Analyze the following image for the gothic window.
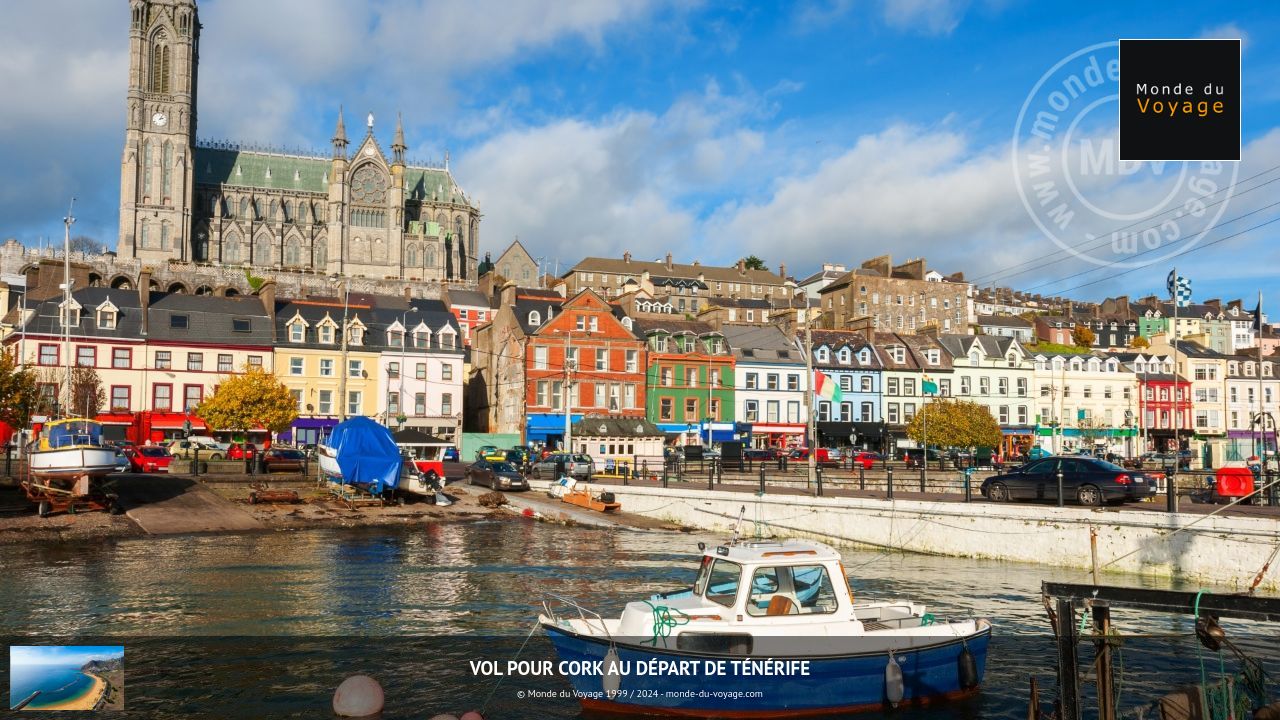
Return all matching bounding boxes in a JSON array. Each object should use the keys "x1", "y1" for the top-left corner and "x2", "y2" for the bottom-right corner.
[
  {"x1": 425, "y1": 244, "x2": 436, "y2": 268},
  {"x1": 284, "y1": 239, "x2": 301, "y2": 266},
  {"x1": 160, "y1": 221, "x2": 171, "y2": 251},
  {"x1": 239, "y1": 198, "x2": 249, "y2": 218},
  {"x1": 143, "y1": 141, "x2": 154, "y2": 200},
  {"x1": 224, "y1": 233, "x2": 241, "y2": 263},
  {"x1": 162, "y1": 141, "x2": 173, "y2": 200},
  {"x1": 405, "y1": 243, "x2": 419, "y2": 267},
  {"x1": 254, "y1": 235, "x2": 271, "y2": 265},
  {"x1": 297, "y1": 201, "x2": 308, "y2": 223},
  {"x1": 314, "y1": 237, "x2": 327, "y2": 267},
  {"x1": 269, "y1": 200, "x2": 279, "y2": 222},
  {"x1": 454, "y1": 217, "x2": 464, "y2": 243},
  {"x1": 149, "y1": 32, "x2": 171, "y2": 94},
  {"x1": 435, "y1": 212, "x2": 447, "y2": 231},
  {"x1": 194, "y1": 228, "x2": 209, "y2": 261},
  {"x1": 139, "y1": 220, "x2": 150, "y2": 250},
  {"x1": 282, "y1": 200, "x2": 292, "y2": 223},
  {"x1": 211, "y1": 195, "x2": 221, "y2": 216},
  {"x1": 350, "y1": 165, "x2": 388, "y2": 204}
]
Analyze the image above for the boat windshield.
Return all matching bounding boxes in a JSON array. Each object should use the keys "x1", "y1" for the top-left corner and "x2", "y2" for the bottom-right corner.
[
  {"x1": 46, "y1": 421, "x2": 102, "y2": 448},
  {"x1": 745, "y1": 564, "x2": 838, "y2": 616},
  {"x1": 696, "y1": 558, "x2": 742, "y2": 608}
]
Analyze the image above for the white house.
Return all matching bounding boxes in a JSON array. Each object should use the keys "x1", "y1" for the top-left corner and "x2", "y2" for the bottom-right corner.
[{"x1": 720, "y1": 325, "x2": 808, "y2": 450}]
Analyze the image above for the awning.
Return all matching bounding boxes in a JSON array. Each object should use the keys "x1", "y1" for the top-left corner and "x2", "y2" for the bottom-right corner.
[
  {"x1": 526, "y1": 413, "x2": 582, "y2": 433},
  {"x1": 392, "y1": 428, "x2": 451, "y2": 446},
  {"x1": 1001, "y1": 426, "x2": 1036, "y2": 435},
  {"x1": 95, "y1": 412, "x2": 134, "y2": 426},
  {"x1": 750, "y1": 423, "x2": 805, "y2": 435},
  {"x1": 147, "y1": 413, "x2": 209, "y2": 430},
  {"x1": 291, "y1": 418, "x2": 339, "y2": 430},
  {"x1": 657, "y1": 423, "x2": 699, "y2": 435}
]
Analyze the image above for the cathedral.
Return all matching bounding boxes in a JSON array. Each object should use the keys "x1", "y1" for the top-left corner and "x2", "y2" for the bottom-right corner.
[{"x1": 116, "y1": 0, "x2": 480, "y2": 283}]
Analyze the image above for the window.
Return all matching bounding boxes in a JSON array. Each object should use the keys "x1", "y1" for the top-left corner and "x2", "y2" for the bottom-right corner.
[
  {"x1": 348, "y1": 360, "x2": 362, "y2": 378},
  {"x1": 536, "y1": 381, "x2": 549, "y2": 407},
  {"x1": 388, "y1": 329, "x2": 404, "y2": 348},
  {"x1": 110, "y1": 386, "x2": 130, "y2": 410},
  {"x1": 887, "y1": 377, "x2": 900, "y2": 395},
  {"x1": 997, "y1": 378, "x2": 1008, "y2": 396},
  {"x1": 291, "y1": 389, "x2": 303, "y2": 413},
  {"x1": 218, "y1": 354, "x2": 234, "y2": 373},
  {"x1": 745, "y1": 564, "x2": 836, "y2": 616},
  {"x1": 940, "y1": 379, "x2": 951, "y2": 396},
  {"x1": 661, "y1": 367, "x2": 674, "y2": 387},
  {"x1": 112, "y1": 348, "x2": 130, "y2": 368},
  {"x1": 960, "y1": 377, "x2": 971, "y2": 395},
  {"x1": 442, "y1": 364, "x2": 453, "y2": 381},
  {"x1": 414, "y1": 393, "x2": 426, "y2": 415},
  {"x1": 998, "y1": 405, "x2": 1009, "y2": 424},
  {"x1": 839, "y1": 375, "x2": 852, "y2": 392},
  {"x1": 745, "y1": 373, "x2": 758, "y2": 390},
  {"x1": 660, "y1": 397, "x2": 674, "y2": 420},
  {"x1": 387, "y1": 361, "x2": 400, "y2": 378},
  {"x1": 387, "y1": 392, "x2": 400, "y2": 415},
  {"x1": 170, "y1": 314, "x2": 189, "y2": 329},
  {"x1": 710, "y1": 398, "x2": 721, "y2": 420},
  {"x1": 184, "y1": 385, "x2": 202, "y2": 411},
  {"x1": 861, "y1": 402, "x2": 874, "y2": 422},
  {"x1": 347, "y1": 391, "x2": 362, "y2": 416},
  {"x1": 1083, "y1": 386, "x2": 1093, "y2": 398},
  {"x1": 596, "y1": 348, "x2": 607, "y2": 370},
  {"x1": 1017, "y1": 406, "x2": 1029, "y2": 424},
  {"x1": 187, "y1": 352, "x2": 203, "y2": 371},
  {"x1": 788, "y1": 374, "x2": 800, "y2": 391},
  {"x1": 318, "y1": 390, "x2": 333, "y2": 415},
  {"x1": 155, "y1": 350, "x2": 171, "y2": 369},
  {"x1": 576, "y1": 315, "x2": 586, "y2": 331},
  {"x1": 978, "y1": 377, "x2": 990, "y2": 395},
  {"x1": 319, "y1": 325, "x2": 334, "y2": 344},
  {"x1": 768, "y1": 374, "x2": 780, "y2": 391},
  {"x1": 232, "y1": 318, "x2": 251, "y2": 333},
  {"x1": 624, "y1": 384, "x2": 636, "y2": 409},
  {"x1": 38, "y1": 344, "x2": 58, "y2": 366},
  {"x1": 904, "y1": 378, "x2": 916, "y2": 396},
  {"x1": 319, "y1": 358, "x2": 334, "y2": 377},
  {"x1": 76, "y1": 346, "x2": 96, "y2": 367},
  {"x1": 152, "y1": 384, "x2": 172, "y2": 411},
  {"x1": 745, "y1": 400, "x2": 759, "y2": 422},
  {"x1": 860, "y1": 376, "x2": 872, "y2": 392},
  {"x1": 887, "y1": 403, "x2": 900, "y2": 424},
  {"x1": 534, "y1": 347, "x2": 548, "y2": 370},
  {"x1": 290, "y1": 323, "x2": 306, "y2": 344},
  {"x1": 787, "y1": 401, "x2": 800, "y2": 423},
  {"x1": 685, "y1": 397, "x2": 699, "y2": 421},
  {"x1": 904, "y1": 403, "x2": 917, "y2": 421},
  {"x1": 97, "y1": 308, "x2": 117, "y2": 330},
  {"x1": 625, "y1": 350, "x2": 638, "y2": 373},
  {"x1": 686, "y1": 368, "x2": 698, "y2": 388},
  {"x1": 1017, "y1": 378, "x2": 1028, "y2": 397}
]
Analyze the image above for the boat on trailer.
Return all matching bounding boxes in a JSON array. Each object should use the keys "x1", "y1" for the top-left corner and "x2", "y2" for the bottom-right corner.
[
  {"x1": 540, "y1": 538, "x2": 990, "y2": 717},
  {"x1": 29, "y1": 419, "x2": 120, "y2": 480}
]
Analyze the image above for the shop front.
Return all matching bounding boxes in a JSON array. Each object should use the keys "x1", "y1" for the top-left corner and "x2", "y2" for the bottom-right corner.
[
  {"x1": 525, "y1": 413, "x2": 583, "y2": 449},
  {"x1": 281, "y1": 418, "x2": 338, "y2": 447},
  {"x1": 1000, "y1": 426, "x2": 1036, "y2": 459},
  {"x1": 748, "y1": 422, "x2": 806, "y2": 450},
  {"x1": 815, "y1": 421, "x2": 885, "y2": 452}
]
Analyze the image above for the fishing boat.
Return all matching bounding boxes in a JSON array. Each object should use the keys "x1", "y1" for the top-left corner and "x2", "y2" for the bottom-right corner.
[
  {"x1": 29, "y1": 419, "x2": 120, "y2": 480},
  {"x1": 539, "y1": 538, "x2": 991, "y2": 717},
  {"x1": 318, "y1": 416, "x2": 402, "y2": 500}
]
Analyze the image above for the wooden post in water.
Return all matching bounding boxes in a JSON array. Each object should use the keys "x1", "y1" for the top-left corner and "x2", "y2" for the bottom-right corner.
[
  {"x1": 1094, "y1": 603, "x2": 1115, "y2": 720},
  {"x1": 1054, "y1": 597, "x2": 1080, "y2": 720}
]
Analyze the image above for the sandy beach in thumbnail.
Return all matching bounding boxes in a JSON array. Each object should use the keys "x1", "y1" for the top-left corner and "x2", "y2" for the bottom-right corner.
[{"x1": 27, "y1": 673, "x2": 106, "y2": 711}]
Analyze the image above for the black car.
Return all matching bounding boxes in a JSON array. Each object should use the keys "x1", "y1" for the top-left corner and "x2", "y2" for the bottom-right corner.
[
  {"x1": 465, "y1": 460, "x2": 530, "y2": 491},
  {"x1": 981, "y1": 456, "x2": 1158, "y2": 506},
  {"x1": 743, "y1": 448, "x2": 779, "y2": 462}
]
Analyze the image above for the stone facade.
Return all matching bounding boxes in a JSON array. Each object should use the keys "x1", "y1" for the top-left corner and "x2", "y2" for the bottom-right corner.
[
  {"x1": 116, "y1": 0, "x2": 479, "y2": 284},
  {"x1": 818, "y1": 255, "x2": 972, "y2": 334}
]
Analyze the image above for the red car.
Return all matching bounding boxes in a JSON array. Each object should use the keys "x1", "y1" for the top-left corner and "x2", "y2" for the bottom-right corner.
[
  {"x1": 126, "y1": 445, "x2": 174, "y2": 473},
  {"x1": 227, "y1": 443, "x2": 258, "y2": 460},
  {"x1": 850, "y1": 451, "x2": 879, "y2": 470},
  {"x1": 788, "y1": 447, "x2": 843, "y2": 468}
]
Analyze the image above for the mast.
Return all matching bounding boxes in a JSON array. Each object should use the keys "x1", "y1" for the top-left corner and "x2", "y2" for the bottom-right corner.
[
  {"x1": 62, "y1": 198, "x2": 76, "y2": 418},
  {"x1": 1258, "y1": 290, "x2": 1265, "y2": 459}
]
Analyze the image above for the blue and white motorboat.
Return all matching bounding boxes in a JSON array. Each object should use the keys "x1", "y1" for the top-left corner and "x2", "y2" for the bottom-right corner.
[{"x1": 539, "y1": 538, "x2": 991, "y2": 717}]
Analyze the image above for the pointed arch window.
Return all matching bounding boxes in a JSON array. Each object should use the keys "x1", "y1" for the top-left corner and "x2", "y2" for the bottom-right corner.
[
  {"x1": 162, "y1": 141, "x2": 173, "y2": 200},
  {"x1": 224, "y1": 233, "x2": 241, "y2": 263},
  {"x1": 139, "y1": 220, "x2": 150, "y2": 250},
  {"x1": 285, "y1": 239, "x2": 301, "y2": 267},
  {"x1": 254, "y1": 235, "x2": 271, "y2": 265},
  {"x1": 149, "y1": 32, "x2": 171, "y2": 94},
  {"x1": 143, "y1": 141, "x2": 154, "y2": 200},
  {"x1": 239, "y1": 198, "x2": 249, "y2": 218},
  {"x1": 405, "y1": 243, "x2": 419, "y2": 267},
  {"x1": 314, "y1": 238, "x2": 327, "y2": 267},
  {"x1": 160, "y1": 221, "x2": 171, "y2": 251},
  {"x1": 425, "y1": 244, "x2": 436, "y2": 268}
]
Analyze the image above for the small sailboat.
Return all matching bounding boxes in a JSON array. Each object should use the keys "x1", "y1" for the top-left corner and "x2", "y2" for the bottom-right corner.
[
  {"x1": 540, "y1": 538, "x2": 991, "y2": 717},
  {"x1": 28, "y1": 419, "x2": 120, "y2": 481}
]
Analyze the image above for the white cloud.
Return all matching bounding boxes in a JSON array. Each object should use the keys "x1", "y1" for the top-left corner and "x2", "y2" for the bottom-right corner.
[
  {"x1": 882, "y1": 0, "x2": 971, "y2": 35},
  {"x1": 1199, "y1": 22, "x2": 1249, "y2": 49}
]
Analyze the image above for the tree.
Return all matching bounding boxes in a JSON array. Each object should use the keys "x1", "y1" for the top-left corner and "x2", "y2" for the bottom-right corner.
[
  {"x1": 69, "y1": 365, "x2": 105, "y2": 418},
  {"x1": 1128, "y1": 335, "x2": 1150, "y2": 349},
  {"x1": 0, "y1": 349, "x2": 39, "y2": 429},
  {"x1": 741, "y1": 255, "x2": 768, "y2": 271},
  {"x1": 69, "y1": 235, "x2": 108, "y2": 255},
  {"x1": 906, "y1": 399, "x2": 1002, "y2": 451},
  {"x1": 1071, "y1": 324, "x2": 1096, "y2": 348},
  {"x1": 194, "y1": 366, "x2": 298, "y2": 435}
]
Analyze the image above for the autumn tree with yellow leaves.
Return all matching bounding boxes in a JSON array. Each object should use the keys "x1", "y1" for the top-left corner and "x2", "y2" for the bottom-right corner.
[
  {"x1": 905, "y1": 399, "x2": 1002, "y2": 451},
  {"x1": 195, "y1": 366, "x2": 298, "y2": 435},
  {"x1": 0, "y1": 348, "x2": 39, "y2": 429}
]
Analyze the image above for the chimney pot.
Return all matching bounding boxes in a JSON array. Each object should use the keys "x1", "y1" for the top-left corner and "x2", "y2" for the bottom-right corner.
[
  {"x1": 665, "y1": 253, "x2": 673, "y2": 270},
  {"x1": 623, "y1": 251, "x2": 632, "y2": 264}
]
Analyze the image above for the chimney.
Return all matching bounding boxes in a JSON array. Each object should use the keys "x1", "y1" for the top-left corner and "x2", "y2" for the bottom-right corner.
[
  {"x1": 500, "y1": 281, "x2": 518, "y2": 308},
  {"x1": 1204, "y1": 298, "x2": 1221, "y2": 311},
  {"x1": 861, "y1": 255, "x2": 891, "y2": 278},
  {"x1": 893, "y1": 258, "x2": 926, "y2": 281},
  {"x1": 623, "y1": 251, "x2": 632, "y2": 264},
  {"x1": 136, "y1": 268, "x2": 152, "y2": 336},
  {"x1": 665, "y1": 253, "x2": 673, "y2": 270},
  {"x1": 404, "y1": 286, "x2": 412, "y2": 301},
  {"x1": 736, "y1": 259, "x2": 746, "y2": 275},
  {"x1": 778, "y1": 262, "x2": 787, "y2": 279},
  {"x1": 255, "y1": 280, "x2": 277, "y2": 342}
]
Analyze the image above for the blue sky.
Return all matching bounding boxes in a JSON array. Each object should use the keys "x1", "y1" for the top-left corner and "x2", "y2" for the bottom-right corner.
[
  {"x1": 1, "y1": 0, "x2": 1278, "y2": 306},
  {"x1": 10, "y1": 646, "x2": 124, "y2": 667}
]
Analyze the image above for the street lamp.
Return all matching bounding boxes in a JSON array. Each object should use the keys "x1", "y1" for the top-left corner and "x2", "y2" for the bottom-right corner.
[
  {"x1": 398, "y1": 307, "x2": 419, "y2": 427},
  {"x1": 330, "y1": 275, "x2": 350, "y2": 421}
]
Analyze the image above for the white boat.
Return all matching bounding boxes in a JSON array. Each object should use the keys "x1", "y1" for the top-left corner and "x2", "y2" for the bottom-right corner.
[
  {"x1": 539, "y1": 537, "x2": 991, "y2": 717},
  {"x1": 29, "y1": 419, "x2": 120, "y2": 480},
  {"x1": 317, "y1": 443, "x2": 342, "y2": 480}
]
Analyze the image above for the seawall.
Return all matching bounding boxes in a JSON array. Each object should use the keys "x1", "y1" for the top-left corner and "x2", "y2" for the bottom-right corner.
[{"x1": 530, "y1": 482, "x2": 1280, "y2": 591}]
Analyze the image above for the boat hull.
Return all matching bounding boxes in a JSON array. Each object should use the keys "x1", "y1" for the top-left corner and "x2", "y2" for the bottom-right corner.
[
  {"x1": 29, "y1": 448, "x2": 119, "y2": 479},
  {"x1": 317, "y1": 447, "x2": 342, "y2": 480},
  {"x1": 543, "y1": 624, "x2": 989, "y2": 717}
]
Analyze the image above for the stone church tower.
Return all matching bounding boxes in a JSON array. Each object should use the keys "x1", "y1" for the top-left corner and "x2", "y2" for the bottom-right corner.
[
  {"x1": 117, "y1": 0, "x2": 199, "y2": 262},
  {"x1": 116, "y1": 0, "x2": 480, "y2": 283}
]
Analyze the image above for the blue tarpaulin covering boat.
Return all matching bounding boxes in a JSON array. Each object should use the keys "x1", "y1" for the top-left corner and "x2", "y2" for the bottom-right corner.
[{"x1": 318, "y1": 417, "x2": 402, "y2": 494}]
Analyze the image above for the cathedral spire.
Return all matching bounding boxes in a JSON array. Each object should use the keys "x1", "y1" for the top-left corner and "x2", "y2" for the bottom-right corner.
[
  {"x1": 332, "y1": 106, "x2": 348, "y2": 159},
  {"x1": 392, "y1": 113, "x2": 406, "y2": 165}
]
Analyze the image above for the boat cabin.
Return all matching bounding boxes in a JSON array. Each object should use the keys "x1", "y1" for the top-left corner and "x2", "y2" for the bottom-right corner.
[{"x1": 38, "y1": 419, "x2": 104, "y2": 450}]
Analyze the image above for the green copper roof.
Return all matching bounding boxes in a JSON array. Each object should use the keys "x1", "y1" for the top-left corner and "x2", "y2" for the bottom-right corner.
[
  {"x1": 402, "y1": 166, "x2": 461, "y2": 203},
  {"x1": 195, "y1": 147, "x2": 330, "y2": 194}
]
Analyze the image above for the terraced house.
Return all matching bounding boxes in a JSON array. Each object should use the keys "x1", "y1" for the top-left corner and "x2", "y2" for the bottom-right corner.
[
  {"x1": 938, "y1": 335, "x2": 1035, "y2": 458},
  {"x1": 1031, "y1": 352, "x2": 1137, "y2": 457},
  {"x1": 873, "y1": 332, "x2": 951, "y2": 456},
  {"x1": 372, "y1": 300, "x2": 463, "y2": 442},
  {"x1": 808, "y1": 330, "x2": 882, "y2": 448},
  {"x1": 640, "y1": 319, "x2": 736, "y2": 445},
  {"x1": 720, "y1": 325, "x2": 807, "y2": 450}
]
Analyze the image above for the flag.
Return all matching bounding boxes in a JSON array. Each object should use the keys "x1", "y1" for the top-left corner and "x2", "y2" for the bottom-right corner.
[
  {"x1": 1166, "y1": 270, "x2": 1192, "y2": 308},
  {"x1": 814, "y1": 372, "x2": 843, "y2": 404},
  {"x1": 922, "y1": 376, "x2": 938, "y2": 395},
  {"x1": 1253, "y1": 293, "x2": 1263, "y2": 333}
]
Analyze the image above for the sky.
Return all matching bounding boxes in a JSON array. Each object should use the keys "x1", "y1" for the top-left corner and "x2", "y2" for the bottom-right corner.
[
  {"x1": 1, "y1": 0, "x2": 1278, "y2": 306},
  {"x1": 10, "y1": 646, "x2": 124, "y2": 667}
]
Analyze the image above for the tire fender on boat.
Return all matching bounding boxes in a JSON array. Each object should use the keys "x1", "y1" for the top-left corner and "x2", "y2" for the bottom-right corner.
[
  {"x1": 958, "y1": 644, "x2": 979, "y2": 689},
  {"x1": 884, "y1": 654, "x2": 904, "y2": 707}
]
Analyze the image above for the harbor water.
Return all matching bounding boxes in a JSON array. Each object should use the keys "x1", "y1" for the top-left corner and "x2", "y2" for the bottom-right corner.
[{"x1": 1, "y1": 519, "x2": 1276, "y2": 718}]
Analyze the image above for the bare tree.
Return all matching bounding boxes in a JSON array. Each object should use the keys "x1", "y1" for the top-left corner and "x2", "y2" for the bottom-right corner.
[{"x1": 69, "y1": 235, "x2": 108, "y2": 255}]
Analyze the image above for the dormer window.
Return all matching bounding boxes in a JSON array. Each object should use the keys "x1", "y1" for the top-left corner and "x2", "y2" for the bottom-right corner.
[
  {"x1": 528, "y1": 311, "x2": 541, "y2": 326},
  {"x1": 439, "y1": 330, "x2": 456, "y2": 350},
  {"x1": 348, "y1": 326, "x2": 364, "y2": 346},
  {"x1": 319, "y1": 324, "x2": 334, "y2": 344},
  {"x1": 969, "y1": 351, "x2": 980, "y2": 365},
  {"x1": 838, "y1": 348, "x2": 851, "y2": 364},
  {"x1": 860, "y1": 349, "x2": 871, "y2": 363},
  {"x1": 413, "y1": 330, "x2": 430, "y2": 349},
  {"x1": 926, "y1": 350, "x2": 939, "y2": 365},
  {"x1": 170, "y1": 314, "x2": 188, "y2": 330},
  {"x1": 388, "y1": 327, "x2": 405, "y2": 348},
  {"x1": 890, "y1": 346, "x2": 905, "y2": 363},
  {"x1": 622, "y1": 317, "x2": 633, "y2": 330},
  {"x1": 816, "y1": 347, "x2": 830, "y2": 363},
  {"x1": 289, "y1": 322, "x2": 305, "y2": 343},
  {"x1": 97, "y1": 308, "x2": 117, "y2": 330}
]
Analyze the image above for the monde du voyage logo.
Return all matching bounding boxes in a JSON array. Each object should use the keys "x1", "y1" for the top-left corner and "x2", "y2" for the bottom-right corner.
[{"x1": 1120, "y1": 38, "x2": 1241, "y2": 162}]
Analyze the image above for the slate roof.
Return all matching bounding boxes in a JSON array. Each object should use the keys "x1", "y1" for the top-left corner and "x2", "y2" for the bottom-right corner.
[
  {"x1": 571, "y1": 415, "x2": 665, "y2": 438},
  {"x1": 632, "y1": 318, "x2": 720, "y2": 337},
  {"x1": 22, "y1": 288, "x2": 145, "y2": 340},
  {"x1": 808, "y1": 330, "x2": 882, "y2": 369},
  {"x1": 1169, "y1": 340, "x2": 1229, "y2": 359},
  {"x1": 976, "y1": 314, "x2": 1034, "y2": 329},
  {"x1": 871, "y1": 332, "x2": 953, "y2": 371},
  {"x1": 510, "y1": 288, "x2": 565, "y2": 335},
  {"x1": 720, "y1": 325, "x2": 802, "y2": 365},
  {"x1": 196, "y1": 148, "x2": 330, "y2": 194},
  {"x1": 566, "y1": 257, "x2": 788, "y2": 286},
  {"x1": 444, "y1": 288, "x2": 491, "y2": 309},
  {"x1": 276, "y1": 295, "x2": 461, "y2": 353},
  {"x1": 703, "y1": 296, "x2": 773, "y2": 309},
  {"x1": 147, "y1": 293, "x2": 273, "y2": 346},
  {"x1": 937, "y1": 333, "x2": 1025, "y2": 360}
]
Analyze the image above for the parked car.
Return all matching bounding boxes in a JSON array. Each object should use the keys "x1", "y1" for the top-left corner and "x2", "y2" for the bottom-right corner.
[
  {"x1": 531, "y1": 453, "x2": 595, "y2": 480},
  {"x1": 260, "y1": 448, "x2": 306, "y2": 473},
  {"x1": 980, "y1": 456, "x2": 1159, "y2": 506},
  {"x1": 187, "y1": 435, "x2": 229, "y2": 453},
  {"x1": 443, "y1": 447, "x2": 460, "y2": 462},
  {"x1": 125, "y1": 445, "x2": 174, "y2": 473},
  {"x1": 226, "y1": 443, "x2": 260, "y2": 461},
  {"x1": 742, "y1": 448, "x2": 779, "y2": 462},
  {"x1": 902, "y1": 448, "x2": 942, "y2": 468},
  {"x1": 465, "y1": 460, "x2": 530, "y2": 491},
  {"x1": 166, "y1": 439, "x2": 226, "y2": 461},
  {"x1": 505, "y1": 448, "x2": 532, "y2": 469},
  {"x1": 112, "y1": 448, "x2": 130, "y2": 473},
  {"x1": 476, "y1": 445, "x2": 506, "y2": 462},
  {"x1": 787, "y1": 447, "x2": 842, "y2": 467},
  {"x1": 850, "y1": 451, "x2": 879, "y2": 470},
  {"x1": 1026, "y1": 446, "x2": 1052, "y2": 461}
]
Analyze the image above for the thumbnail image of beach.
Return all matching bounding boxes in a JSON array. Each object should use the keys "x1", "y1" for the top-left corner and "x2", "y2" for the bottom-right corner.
[{"x1": 9, "y1": 646, "x2": 124, "y2": 711}]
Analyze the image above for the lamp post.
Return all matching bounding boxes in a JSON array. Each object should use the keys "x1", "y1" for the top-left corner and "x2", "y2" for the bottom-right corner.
[
  {"x1": 797, "y1": 291, "x2": 816, "y2": 489},
  {"x1": 331, "y1": 276, "x2": 350, "y2": 421},
  {"x1": 398, "y1": 307, "x2": 418, "y2": 427}
]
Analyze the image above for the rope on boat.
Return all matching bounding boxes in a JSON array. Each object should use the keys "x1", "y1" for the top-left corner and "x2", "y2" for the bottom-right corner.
[
  {"x1": 479, "y1": 619, "x2": 541, "y2": 714},
  {"x1": 641, "y1": 601, "x2": 690, "y2": 646}
]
